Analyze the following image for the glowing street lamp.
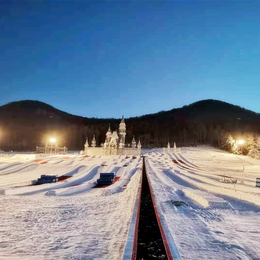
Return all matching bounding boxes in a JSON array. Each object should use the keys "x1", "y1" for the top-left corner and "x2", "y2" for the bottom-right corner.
[
  {"x1": 50, "y1": 138, "x2": 56, "y2": 143},
  {"x1": 237, "y1": 139, "x2": 245, "y2": 154},
  {"x1": 238, "y1": 140, "x2": 244, "y2": 145},
  {"x1": 49, "y1": 138, "x2": 56, "y2": 153}
]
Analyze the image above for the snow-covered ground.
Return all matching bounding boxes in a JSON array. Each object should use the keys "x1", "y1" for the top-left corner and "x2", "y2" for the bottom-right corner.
[
  {"x1": 0, "y1": 154, "x2": 142, "y2": 259},
  {"x1": 146, "y1": 146, "x2": 260, "y2": 259},
  {"x1": 1, "y1": 148, "x2": 260, "y2": 259}
]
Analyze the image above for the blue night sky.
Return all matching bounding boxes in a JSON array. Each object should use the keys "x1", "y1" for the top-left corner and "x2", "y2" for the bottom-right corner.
[{"x1": 1, "y1": 1, "x2": 260, "y2": 118}]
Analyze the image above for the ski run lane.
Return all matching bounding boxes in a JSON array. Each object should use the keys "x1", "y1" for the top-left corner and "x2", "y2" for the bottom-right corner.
[{"x1": 145, "y1": 148, "x2": 260, "y2": 260}]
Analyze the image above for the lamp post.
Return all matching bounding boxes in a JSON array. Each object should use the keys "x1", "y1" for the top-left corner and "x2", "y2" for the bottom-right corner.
[{"x1": 50, "y1": 138, "x2": 56, "y2": 153}]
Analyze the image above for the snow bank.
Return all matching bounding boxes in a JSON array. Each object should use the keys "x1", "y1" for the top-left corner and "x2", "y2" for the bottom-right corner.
[{"x1": 183, "y1": 188, "x2": 209, "y2": 207}]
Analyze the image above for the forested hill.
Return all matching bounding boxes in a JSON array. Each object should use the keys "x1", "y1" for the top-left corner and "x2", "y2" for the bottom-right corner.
[
  {"x1": 0, "y1": 100, "x2": 87, "y2": 124},
  {"x1": 135, "y1": 99, "x2": 260, "y2": 124},
  {"x1": 0, "y1": 99, "x2": 259, "y2": 151}
]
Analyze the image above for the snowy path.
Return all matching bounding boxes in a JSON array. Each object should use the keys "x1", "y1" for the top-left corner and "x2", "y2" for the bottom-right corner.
[{"x1": 146, "y1": 148, "x2": 260, "y2": 260}]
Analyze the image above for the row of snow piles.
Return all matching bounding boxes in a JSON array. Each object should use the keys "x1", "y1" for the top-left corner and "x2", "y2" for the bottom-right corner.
[
  {"x1": 168, "y1": 153, "x2": 199, "y2": 171},
  {"x1": 0, "y1": 163, "x2": 23, "y2": 174},
  {"x1": 1, "y1": 155, "x2": 94, "y2": 193},
  {"x1": 44, "y1": 155, "x2": 140, "y2": 196},
  {"x1": 175, "y1": 161, "x2": 260, "y2": 194},
  {"x1": 146, "y1": 153, "x2": 228, "y2": 210},
  {"x1": 142, "y1": 151, "x2": 260, "y2": 259},
  {"x1": 168, "y1": 152, "x2": 260, "y2": 190},
  {"x1": 156, "y1": 152, "x2": 260, "y2": 207},
  {"x1": 174, "y1": 168, "x2": 260, "y2": 207},
  {"x1": 1, "y1": 154, "x2": 141, "y2": 197},
  {"x1": 0, "y1": 153, "x2": 37, "y2": 162}
]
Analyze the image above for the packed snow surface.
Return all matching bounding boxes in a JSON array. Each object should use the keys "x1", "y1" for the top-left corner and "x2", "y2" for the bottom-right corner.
[
  {"x1": 146, "y1": 147, "x2": 260, "y2": 260},
  {"x1": 0, "y1": 154, "x2": 142, "y2": 259},
  {"x1": 1, "y1": 148, "x2": 260, "y2": 259}
]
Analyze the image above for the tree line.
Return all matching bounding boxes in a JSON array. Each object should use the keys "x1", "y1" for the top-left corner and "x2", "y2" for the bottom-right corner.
[{"x1": 0, "y1": 100, "x2": 260, "y2": 158}]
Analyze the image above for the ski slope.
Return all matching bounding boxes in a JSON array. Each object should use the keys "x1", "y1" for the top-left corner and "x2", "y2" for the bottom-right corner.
[
  {"x1": 1, "y1": 148, "x2": 260, "y2": 259},
  {"x1": 146, "y1": 147, "x2": 260, "y2": 259},
  {"x1": 0, "y1": 153, "x2": 142, "y2": 260}
]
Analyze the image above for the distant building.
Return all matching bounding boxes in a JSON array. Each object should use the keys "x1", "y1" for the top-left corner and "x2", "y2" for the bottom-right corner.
[
  {"x1": 36, "y1": 145, "x2": 68, "y2": 154},
  {"x1": 84, "y1": 117, "x2": 141, "y2": 155}
]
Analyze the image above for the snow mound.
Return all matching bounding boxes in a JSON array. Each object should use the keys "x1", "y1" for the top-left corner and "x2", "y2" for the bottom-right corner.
[
  {"x1": 183, "y1": 188, "x2": 232, "y2": 209},
  {"x1": 183, "y1": 188, "x2": 209, "y2": 207}
]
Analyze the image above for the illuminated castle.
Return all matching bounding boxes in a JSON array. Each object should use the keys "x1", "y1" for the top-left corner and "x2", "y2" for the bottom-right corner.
[{"x1": 84, "y1": 117, "x2": 141, "y2": 155}]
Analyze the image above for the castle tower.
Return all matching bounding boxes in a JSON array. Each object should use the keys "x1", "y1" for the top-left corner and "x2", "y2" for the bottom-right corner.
[
  {"x1": 91, "y1": 135, "x2": 96, "y2": 147},
  {"x1": 84, "y1": 137, "x2": 89, "y2": 149},
  {"x1": 137, "y1": 140, "x2": 142, "y2": 150},
  {"x1": 119, "y1": 138, "x2": 123, "y2": 149},
  {"x1": 131, "y1": 135, "x2": 136, "y2": 148},
  {"x1": 105, "y1": 124, "x2": 112, "y2": 145},
  {"x1": 106, "y1": 124, "x2": 112, "y2": 138},
  {"x1": 103, "y1": 137, "x2": 108, "y2": 148},
  {"x1": 167, "y1": 142, "x2": 170, "y2": 153},
  {"x1": 119, "y1": 116, "x2": 126, "y2": 147}
]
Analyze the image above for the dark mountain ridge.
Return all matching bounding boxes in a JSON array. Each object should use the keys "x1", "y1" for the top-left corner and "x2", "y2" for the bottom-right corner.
[
  {"x1": 0, "y1": 100, "x2": 74, "y2": 117},
  {"x1": 0, "y1": 100, "x2": 86, "y2": 125},
  {"x1": 0, "y1": 99, "x2": 259, "y2": 150},
  {"x1": 137, "y1": 99, "x2": 259, "y2": 120}
]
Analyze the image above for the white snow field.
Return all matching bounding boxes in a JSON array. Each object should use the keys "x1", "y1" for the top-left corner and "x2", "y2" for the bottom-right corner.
[
  {"x1": 0, "y1": 153, "x2": 142, "y2": 259},
  {"x1": 1, "y1": 148, "x2": 260, "y2": 259},
  {"x1": 145, "y1": 147, "x2": 260, "y2": 260}
]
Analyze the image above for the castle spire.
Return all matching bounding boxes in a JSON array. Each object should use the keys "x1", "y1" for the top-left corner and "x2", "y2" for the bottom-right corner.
[
  {"x1": 91, "y1": 135, "x2": 96, "y2": 147},
  {"x1": 137, "y1": 139, "x2": 142, "y2": 150},
  {"x1": 167, "y1": 142, "x2": 170, "y2": 153},
  {"x1": 84, "y1": 137, "x2": 89, "y2": 148},
  {"x1": 119, "y1": 116, "x2": 126, "y2": 147},
  {"x1": 106, "y1": 124, "x2": 112, "y2": 140},
  {"x1": 131, "y1": 135, "x2": 136, "y2": 148}
]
